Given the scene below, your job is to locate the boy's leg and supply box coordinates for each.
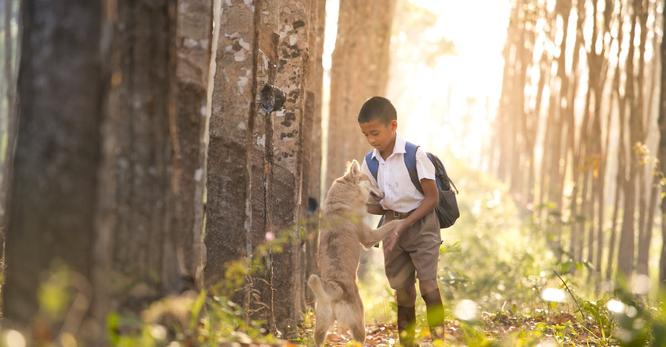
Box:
[420,280,444,339]
[403,211,445,340]
[396,284,417,347]
[383,214,418,346]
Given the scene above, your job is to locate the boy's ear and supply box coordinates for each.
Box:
[390,119,398,131]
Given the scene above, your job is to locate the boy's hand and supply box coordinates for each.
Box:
[383,221,407,253]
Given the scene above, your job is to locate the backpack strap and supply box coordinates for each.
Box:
[365,150,379,181]
[404,142,424,194]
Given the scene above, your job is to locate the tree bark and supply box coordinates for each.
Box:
[617,3,639,277]
[606,0,626,281]
[3,1,104,334]
[93,0,183,319]
[204,0,324,336]
[204,0,255,288]
[173,0,221,288]
[658,0,666,284]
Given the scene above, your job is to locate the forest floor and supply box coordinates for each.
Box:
[296,310,608,346]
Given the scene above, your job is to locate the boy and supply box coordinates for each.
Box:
[358,96,444,346]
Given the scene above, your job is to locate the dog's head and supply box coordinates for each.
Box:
[324,160,379,213]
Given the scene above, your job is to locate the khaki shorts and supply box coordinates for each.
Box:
[381,210,442,289]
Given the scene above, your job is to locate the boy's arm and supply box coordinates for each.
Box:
[367,201,385,215]
[382,178,438,252]
[392,147,438,234]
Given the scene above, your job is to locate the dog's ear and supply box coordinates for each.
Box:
[345,159,361,180]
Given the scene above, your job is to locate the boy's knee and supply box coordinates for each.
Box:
[419,279,439,295]
[396,284,417,306]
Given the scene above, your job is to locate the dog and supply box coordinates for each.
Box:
[308,159,401,346]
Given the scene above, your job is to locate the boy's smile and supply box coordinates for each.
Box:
[359,118,398,159]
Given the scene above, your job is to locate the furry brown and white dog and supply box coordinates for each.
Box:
[308,160,401,346]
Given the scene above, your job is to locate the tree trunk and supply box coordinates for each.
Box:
[303,0,326,306]
[325,0,395,189]
[205,0,255,288]
[174,0,218,287]
[0,0,16,306]
[496,1,521,184]
[204,0,324,336]
[617,4,639,277]
[658,0,666,284]
[566,0,584,261]
[2,0,181,341]
[93,0,182,317]
[606,0,626,281]
[635,0,655,277]
[3,1,104,335]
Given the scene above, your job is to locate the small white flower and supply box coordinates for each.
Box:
[606,299,625,313]
[540,288,566,303]
[150,325,167,340]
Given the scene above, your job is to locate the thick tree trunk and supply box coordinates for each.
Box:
[204,0,255,288]
[4,1,185,343]
[3,1,104,334]
[204,0,324,336]
[325,0,395,189]
[94,0,182,315]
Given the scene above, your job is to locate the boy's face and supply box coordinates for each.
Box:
[359,118,397,153]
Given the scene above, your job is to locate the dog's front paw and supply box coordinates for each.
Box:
[382,219,401,230]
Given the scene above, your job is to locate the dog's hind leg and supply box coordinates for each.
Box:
[314,302,334,346]
[350,318,366,344]
[350,294,367,343]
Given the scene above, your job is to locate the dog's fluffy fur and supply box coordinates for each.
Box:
[308,160,400,346]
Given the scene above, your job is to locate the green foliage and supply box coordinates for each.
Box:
[37,265,72,321]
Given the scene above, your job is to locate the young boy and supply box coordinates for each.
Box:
[358,96,444,346]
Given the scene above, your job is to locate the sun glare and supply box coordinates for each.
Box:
[388,0,511,168]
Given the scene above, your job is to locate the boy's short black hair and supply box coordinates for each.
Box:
[357,96,397,124]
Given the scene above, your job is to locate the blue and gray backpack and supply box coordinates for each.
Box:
[364,142,460,229]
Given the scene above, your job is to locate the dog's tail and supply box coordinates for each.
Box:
[308,274,328,302]
[308,275,344,302]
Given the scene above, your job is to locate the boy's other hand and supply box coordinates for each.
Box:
[368,189,384,205]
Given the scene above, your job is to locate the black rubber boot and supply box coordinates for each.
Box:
[397,305,416,347]
[422,289,445,340]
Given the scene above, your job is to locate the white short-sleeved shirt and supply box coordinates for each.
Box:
[361,134,436,213]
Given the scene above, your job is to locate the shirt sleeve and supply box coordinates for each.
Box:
[416,147,436,181]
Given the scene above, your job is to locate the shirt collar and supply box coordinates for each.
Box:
[371,133,406,160]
